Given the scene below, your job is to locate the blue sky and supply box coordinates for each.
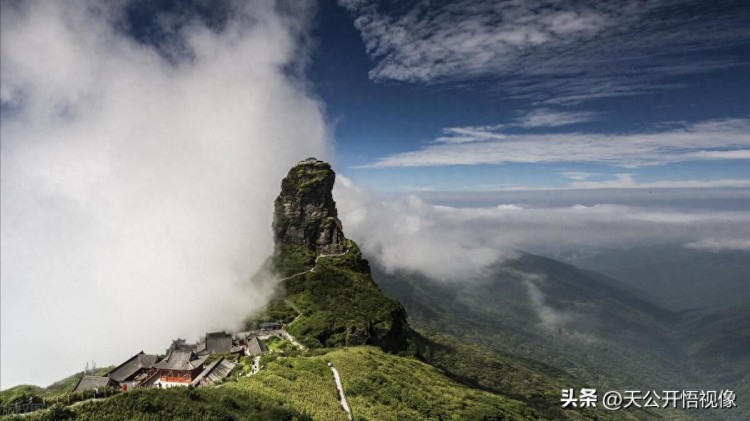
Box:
[308,0,750,192]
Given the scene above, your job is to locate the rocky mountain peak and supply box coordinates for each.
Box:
[272,158,346,255]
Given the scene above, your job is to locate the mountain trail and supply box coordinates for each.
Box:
[328,362,352,420]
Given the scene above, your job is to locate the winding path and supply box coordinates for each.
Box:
[278,249,348,283]
[276,249,354,419]
[276,249,349,348]
[279,330,307,350]
[328,363,352,420]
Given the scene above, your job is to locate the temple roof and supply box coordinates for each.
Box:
[73,375,113,392]
[106,351,160,382]
[153,349,208,371]
[191,357,236,386]
[246,337,268,356]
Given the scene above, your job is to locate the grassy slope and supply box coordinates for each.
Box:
[414,334,692,421]
[0,367,113,406]
[324,346,535,420]
[274,240,410,352]
[11,347,542,421]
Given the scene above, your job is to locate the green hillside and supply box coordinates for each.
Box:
[277,240,412,352]
[323,346,535,420]
[0,367,112,407]
[8,347,539,420]
[371,256,691,391]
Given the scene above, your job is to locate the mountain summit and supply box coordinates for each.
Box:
[267,158,411,352]
[272,157,346,255]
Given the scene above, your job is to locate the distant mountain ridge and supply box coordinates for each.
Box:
[552,244,750,312]
[372,253,691,390]
[371,249,749,419]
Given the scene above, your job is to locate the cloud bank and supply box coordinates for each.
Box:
[1,0,328,388]
[335,178,750,280]
[684,238,750,252]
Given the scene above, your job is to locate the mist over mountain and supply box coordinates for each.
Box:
[369,250,749,419]
[552,244,750,312]
[0,0,329,389]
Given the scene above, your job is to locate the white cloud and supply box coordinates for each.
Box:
[560,171,598,181]
[334,176,515,280]
[684,238,750,252]
[515,108,602,127]
[434,108,601,145]
[334,178,750,281]
[566,174,750,190]
[1,0,328,388]
[496,204,523,210]
[360,118,750,168]
[340,0,748,103]
[434,125,508,144]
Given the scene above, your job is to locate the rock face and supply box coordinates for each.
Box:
[268,158,413,353]
[272,158,346,255]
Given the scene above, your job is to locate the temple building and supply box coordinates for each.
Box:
[190,357,237,387]
[205,331,233,354]
[105,351,160,389]
[152,348,209,388]
[258,321,282,331]
[73,375,114,392]
[71,332,268,392]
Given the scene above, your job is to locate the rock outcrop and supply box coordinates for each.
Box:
[272,158,346,255]
[268,158,413,353]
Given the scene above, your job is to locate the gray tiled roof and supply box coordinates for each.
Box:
[191,357,236,386]
[107,351,160,382]
[246,337,268,356]
[168,339,199,353]
[152,349,208,371]
[73,375,112,392]
[234,331,253,340]
[206,335,232,354]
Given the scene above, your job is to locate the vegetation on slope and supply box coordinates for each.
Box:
[274,240,412,353]
[10,347,546,421]
[371,260,690,391]
[5,387,312,421]
[414,333,691,421]
[0,367,113,407]
[322,346,536,420]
